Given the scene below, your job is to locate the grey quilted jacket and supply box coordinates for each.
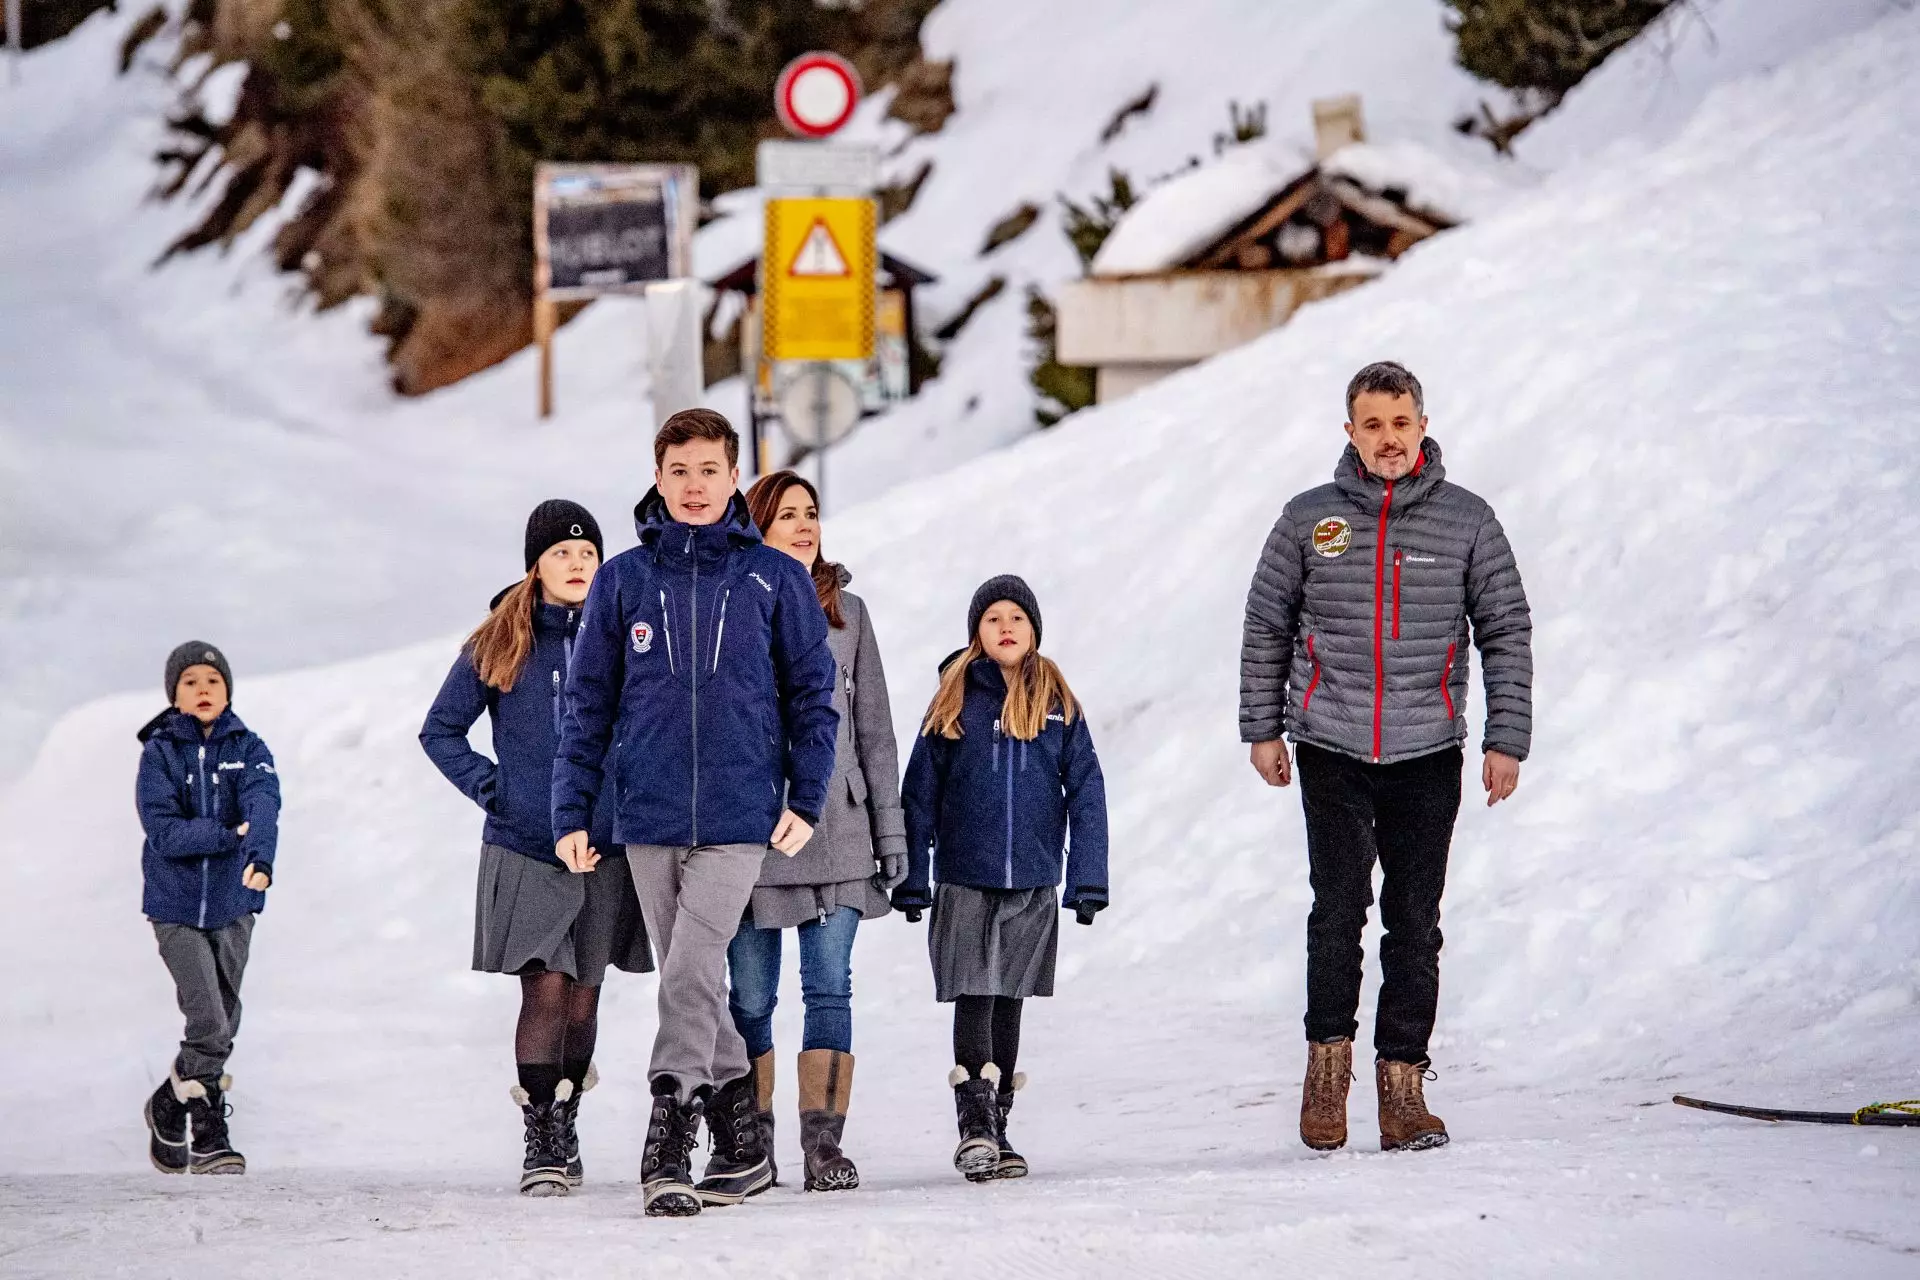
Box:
[1239,438,1532,764]
[758,581,908,888]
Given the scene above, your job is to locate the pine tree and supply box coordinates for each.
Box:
[1443,0,1675,97]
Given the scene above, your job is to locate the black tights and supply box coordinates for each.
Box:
[953,995,1023,1086]
[515,968,599,1105]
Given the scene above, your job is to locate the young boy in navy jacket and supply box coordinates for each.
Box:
[893,576,1108,1182]
[137,642,281,1176]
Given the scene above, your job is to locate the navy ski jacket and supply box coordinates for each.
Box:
[136,709,281,930]
[552,489,839,848]
[420,596,616,866]
[896,657,1108,911]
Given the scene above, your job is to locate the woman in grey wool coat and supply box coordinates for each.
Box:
[726,469,908,1193]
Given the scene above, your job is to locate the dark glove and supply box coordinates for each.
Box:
[1073,900,1104,927]
[878,853,908,893]
[905,907,923,923]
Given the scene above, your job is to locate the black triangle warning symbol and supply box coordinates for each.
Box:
[788,219,851,278]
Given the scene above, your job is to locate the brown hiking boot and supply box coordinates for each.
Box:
[1299,1038,1353,1150]
[1376,1059,1449,1151]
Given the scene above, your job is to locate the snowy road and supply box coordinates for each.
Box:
[5,1004,1916,1279]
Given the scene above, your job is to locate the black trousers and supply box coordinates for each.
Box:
[1296,742,1462,1065]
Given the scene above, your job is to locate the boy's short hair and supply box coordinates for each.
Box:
[1345,361,1424,420]
[654,408,740,469]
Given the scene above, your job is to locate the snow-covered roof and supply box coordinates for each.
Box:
[1089,143,1308,278]
[1318,139,1520,225]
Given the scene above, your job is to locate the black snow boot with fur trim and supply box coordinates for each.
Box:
[950,1064,1002,1182]
[186,1075,245,1175]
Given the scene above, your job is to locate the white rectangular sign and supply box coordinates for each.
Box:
[756,140,879,193]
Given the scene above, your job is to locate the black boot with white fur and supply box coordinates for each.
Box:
[511,1080,574,1197]
[993,1072,1029,1179]
[950,1064,1002,1182]
[554,1064,598,1187]
[185,1075,245,1175]
[143,1071,194,1174]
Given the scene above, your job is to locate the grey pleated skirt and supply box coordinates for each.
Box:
[473,844,654,984]
[929,884,1058,1002]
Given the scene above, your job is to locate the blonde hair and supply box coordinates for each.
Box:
[466,571,538,691]
[920,639,1080,741]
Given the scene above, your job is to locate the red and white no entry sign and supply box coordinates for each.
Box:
[776,52,862,139]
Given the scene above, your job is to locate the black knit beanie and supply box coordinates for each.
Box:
[967,575,1043,649]
[165,641,233,703]
[525,499,604,571]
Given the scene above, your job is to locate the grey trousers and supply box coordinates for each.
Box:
[152,914,255,1081]
[626,844,764,1100]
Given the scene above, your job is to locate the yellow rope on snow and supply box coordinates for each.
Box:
[1851,1099,1920,1123]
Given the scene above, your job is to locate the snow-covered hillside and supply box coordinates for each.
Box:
[4,3,1919,1274]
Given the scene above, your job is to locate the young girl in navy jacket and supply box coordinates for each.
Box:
[893,575,1108,1181]
[421,500,652,1197]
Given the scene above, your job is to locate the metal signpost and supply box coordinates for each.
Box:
[532,162,697,419]
[755,52,878,495]
[6,0,22,84]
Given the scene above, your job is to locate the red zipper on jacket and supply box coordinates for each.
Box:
[1371,480,1395,761]
[1440,643,1457,720]
[1303,635,1322,712]
[1392,550,1403,640]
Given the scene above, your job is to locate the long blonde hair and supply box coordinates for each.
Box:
[920,639,1080,741]
[466,571,539,691]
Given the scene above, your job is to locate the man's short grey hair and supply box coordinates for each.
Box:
[1345,361,1424,420]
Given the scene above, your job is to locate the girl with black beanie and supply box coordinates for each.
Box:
[420,499,652,1196]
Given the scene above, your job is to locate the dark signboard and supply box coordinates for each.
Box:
[535,165,698,300]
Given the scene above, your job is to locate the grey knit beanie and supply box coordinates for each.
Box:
[967,575,1042,649]
[165,641,233,702]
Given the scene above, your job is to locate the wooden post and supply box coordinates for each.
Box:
[533,166,553,419]
[535,296,557,419]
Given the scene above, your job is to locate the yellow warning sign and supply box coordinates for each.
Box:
[762,197,876,361]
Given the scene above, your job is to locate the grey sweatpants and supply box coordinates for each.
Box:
[626,844,764,1100]
[153,914,255,1081]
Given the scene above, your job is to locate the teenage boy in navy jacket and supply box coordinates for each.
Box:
[552,408,839,1217]
[137,642,281,1177]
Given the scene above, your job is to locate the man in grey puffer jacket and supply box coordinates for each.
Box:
[1240,361,1532,1155]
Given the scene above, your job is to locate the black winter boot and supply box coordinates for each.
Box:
[993,1072,1029,1179]
[640,1077,703,1218]
[696,1073,773,1205]
[511,1082,572,1197]
[554,1064,597,1187]
[950,1064,1002,1182]
[186,1076,245,1175]
[144,1073,192,1174]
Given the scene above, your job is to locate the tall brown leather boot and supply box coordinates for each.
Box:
[748,1050,777,1185]
[1376,1059,1449,1151]
[1300,1038,1353,1151]
[796,1049,860,1192]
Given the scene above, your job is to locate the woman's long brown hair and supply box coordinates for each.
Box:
[921,638,1080,741]
[745,469,846,628]
[466,571,538,691]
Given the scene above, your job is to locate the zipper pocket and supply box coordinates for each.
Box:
[1393,550,1403,640]
[1440,643,1457,720]
[552,669,562,734]
[711,588,731,673]
[1303,635,1322,712]
[658,589,676,674]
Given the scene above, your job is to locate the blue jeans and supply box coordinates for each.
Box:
[727,906,860,1057]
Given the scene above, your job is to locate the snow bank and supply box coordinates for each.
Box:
[3,19,1918,1278]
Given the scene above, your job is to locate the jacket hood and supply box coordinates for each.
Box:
[633,487,762,548]
[138,707,249,745]
[1335,436,1447,510]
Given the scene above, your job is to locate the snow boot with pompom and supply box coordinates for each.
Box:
[554,1063,598,1187]
[1377,1059,1449,1152]
[1300,1038,1353,1151]
[992,1072,1028,1179]
[641,1077,704,1217]
[144,1072,193,1174]
[185,1075,245,1175]
[950,1064,1002,1182]
[797,1049,859,1192]
[511,1079,574,1197]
